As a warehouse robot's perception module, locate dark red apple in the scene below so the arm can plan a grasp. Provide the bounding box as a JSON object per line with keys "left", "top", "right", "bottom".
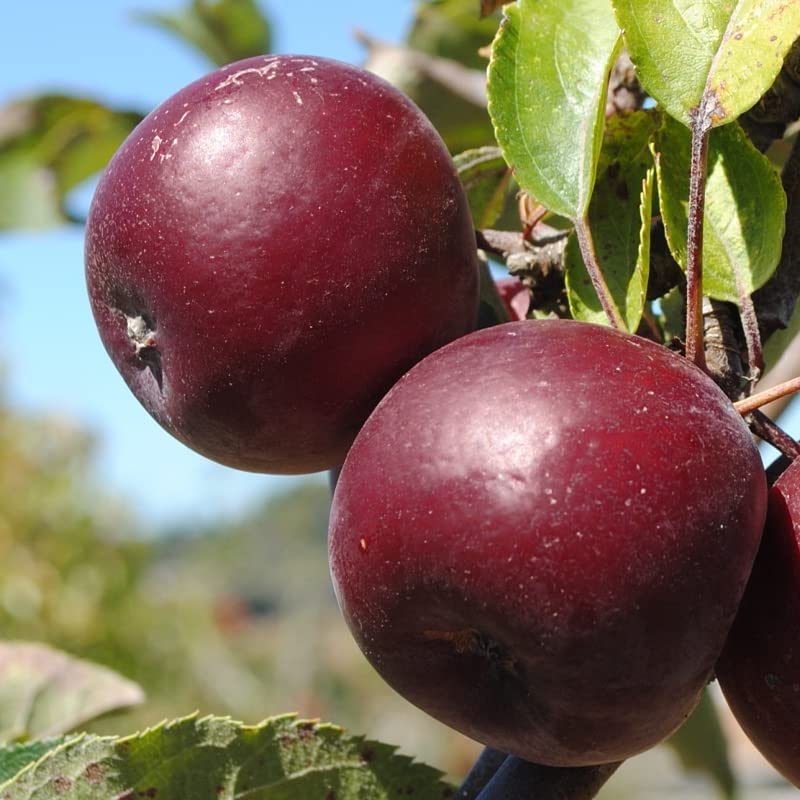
{"left": 329, "top": 319, "right": 766, "bottom": 766}
{"left": 85, "top": 55, "right": 478, "bottom": 474}
{"left": 717, "top": 458, "right": 800, "bottom": 787}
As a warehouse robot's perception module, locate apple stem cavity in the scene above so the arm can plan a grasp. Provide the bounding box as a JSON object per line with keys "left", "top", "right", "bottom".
{"left": 125, "top": 314, "right": 163, "bottom": 389}
{"left": 473, "top": 756, "right": 621, "bottom": 800}
{"left": 574, "top": 216, "right": 625, "bottom": 331}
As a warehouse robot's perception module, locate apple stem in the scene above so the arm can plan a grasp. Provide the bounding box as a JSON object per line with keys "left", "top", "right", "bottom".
{"left": 685, "top": 121, "right": 710, "bottom": 371}
{"left": 748, "top": 410, "right": 800, "bottom": 461}
{"left": 473, "top": 756, "right": 621, "bottom": 800}
{"left": 734, "top": 376, "right": 800, "bottom": 416}
{"left": 574, "top": 216, "right": 626, "bottom": 331}
{"left": 737, "top": 290, "right": 764, "bottom": 379}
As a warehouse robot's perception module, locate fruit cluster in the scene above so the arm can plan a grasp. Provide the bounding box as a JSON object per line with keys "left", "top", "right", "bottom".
{"left": 86, "top": 55, "right": 798, "bottom": 787}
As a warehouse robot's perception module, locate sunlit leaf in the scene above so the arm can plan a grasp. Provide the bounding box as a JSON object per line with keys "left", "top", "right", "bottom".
{"left": 487, "top": 0, "right": 622, "bottom": 219}
{"left": 613, "top": 0, "right": 800, "bottom": 129}
{"left": 565, "top": 110, "right": 658, "bottom": 329}
{"left": 655, "top": 116, "right": 786, "bottom": 303}
{"left": 134, "top": 0, "right": 272, "bottom": 67}
{"left": 0, "top": 642, "right": 144, "bottom": 741}
{"left": 0, "top": 715, "right": 453, "bottom": 799}
{"left": 0, "top": 740, "right": 69, "bottom": 784}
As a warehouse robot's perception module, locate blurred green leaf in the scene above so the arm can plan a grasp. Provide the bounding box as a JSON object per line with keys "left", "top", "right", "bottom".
{"left": 410, "top": 0, "right": 501, "bottom": 69}
{"left": 134, "top": 0, "right": 272, "bottom": 67}
{"left": 655, "top": 116, "right": 786, "bottom": 304}
{"left": 0, "top": 642, "right": 144, "bottom": 741}
{"left": 565, "top": 110, "right": 658, "bottom": 329}
{"left": 665, "top": 689, "right": 735, "bottom": 798}
{"left": 487, "top": 0, "right": 622, "bottom": 219}
{"left": 363, "top": 0, "right": 500, "bottom": 153}
{"left": 0, "top": 715, "right": 453, "bottom": 799}
{"left": 0, "top": 96, "right": 141, "bottom": 230}
{"left": 454, "top": 146, "right": 512, "bottom": 227}
{"left": 613, "top": 0, "right": 800, "bottom": 130}
{"left": 0, "top": 739, "right": 69, "bottom": 784}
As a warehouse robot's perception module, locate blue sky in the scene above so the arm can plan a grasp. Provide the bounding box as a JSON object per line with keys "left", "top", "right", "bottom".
{"left": 0, "top": 1, "right": 415, "bottom": 527}
{"left": 0, "top": 1, "right": 793, "bottom": 528}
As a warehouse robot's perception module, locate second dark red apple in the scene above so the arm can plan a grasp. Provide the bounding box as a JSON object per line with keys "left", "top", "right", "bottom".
{"left": 329, "top": 319, "right": 767, "bottom": 766}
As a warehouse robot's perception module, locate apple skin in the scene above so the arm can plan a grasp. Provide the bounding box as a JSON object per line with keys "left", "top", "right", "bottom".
{"left": 329, "top": 319, "right": 766, "bottom": 766}
{"left": 85, "top": 54, "right": 478, "bottom": 474}
{"left": 717, "top": 459, "right": 800, "bottom": 787}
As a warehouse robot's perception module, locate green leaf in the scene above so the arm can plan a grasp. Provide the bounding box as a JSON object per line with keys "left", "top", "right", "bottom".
{"left": 454, "top": 146, "right": 513, "bottom": 227}
{"left": 410, "top": 0, "right": 503, "bottom": 70}
{"left": 0, "top": 158, "right": 63, "bottom": 229}
{"left": 134, "top": 0, "right": 272, "bottom": 67}
{"left": 0, "top": 740, "right": 70, "bottom": 784}
{"left": 654, "top": 116, "right": 786, "bottom": 303}
{"left": 665, "top": 689, "right": 736, "bottom": 798}
{"left": 0, "top": 96, "right": 142, "bottom": 230}
{"left": 487, "top": 0, "right": 622, "bottom": 219}
{"left": 0, "top": 715, "right": 454, "bottom": 799}
{"left": 613, "top": 0, "right": 800, "bottom": 129}
{"left": 0, "top": 642, "right": 144, "bottom": 741}
{"left": 363, "top": 1, "right": 499, "bottom": 154}
{"left": 565, "top": 111, "right": 658, "bottom": 329}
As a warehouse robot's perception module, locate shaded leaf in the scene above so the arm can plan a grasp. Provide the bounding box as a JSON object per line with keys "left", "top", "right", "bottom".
{"left": 656, "top": 285, "right": 685, "bottom": 342}
{"left": 0, "top": 642, "right": 144, "bottom": 741}
{"left": 454, "top": 146, "right": 513, "bottom": 226}
{"left": 134, "top": 0, "right": 271, "bottom": 67}
{"left": 665, "top": 689, "right": 735, "bottom": 798}
{"left": 0, "top": 740, "right": 69, "bottom": 784}
{"left": 0, "top": 95, "right": 141, "bottom": 230}
{"left": 654, "top": 116, "right": 785, "bottom": 303}
{"left": 487, "top": 0, "right": 622, "bottom": 219}
{"left": 613, "top": 0, "right": 800, "bottom": 130}
{"left": 565, "top": 110, "right": 658, "bottom": 329}
{"left": 0, "top": 715, "right": 454, "bottom": 799}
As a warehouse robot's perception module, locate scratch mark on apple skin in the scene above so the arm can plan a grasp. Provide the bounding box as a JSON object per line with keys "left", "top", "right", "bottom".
{"left": 150, "top": 135, "right": 162, "bottom": 161}
{"left": 215, "top": 58, "right": 280, "bottom": 90}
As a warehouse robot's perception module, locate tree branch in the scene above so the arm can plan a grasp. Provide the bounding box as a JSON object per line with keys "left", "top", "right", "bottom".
{"left": 474, "top": 756, "right": 621, "bottom": 800}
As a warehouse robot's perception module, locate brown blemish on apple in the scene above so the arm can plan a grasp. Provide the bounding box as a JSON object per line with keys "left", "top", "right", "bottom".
{"left": 422, "top": 629, "right": 518, "bottom": 678}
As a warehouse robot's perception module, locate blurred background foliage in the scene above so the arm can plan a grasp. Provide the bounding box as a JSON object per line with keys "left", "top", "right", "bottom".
{"left": 0, "top": 0, "right": 795, "bottom": 797}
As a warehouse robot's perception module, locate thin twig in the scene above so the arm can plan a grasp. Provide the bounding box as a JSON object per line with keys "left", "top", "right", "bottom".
{"left": 748, "top": 410, "right": 800, "bottom": 460}
{"left": 685, "top": 121, "right": 710, "bottom": 370}
{"left": 456, "top": 748, "right": 508, "bottom": 799}
{"left": 474, "top": 757, "right": 621, "bottom": 800}
{"left": 737, "top": 291, "right": 764, "bottom": 379}
{"left": 734, "top": 376, "right": 800, "bottom": 415}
